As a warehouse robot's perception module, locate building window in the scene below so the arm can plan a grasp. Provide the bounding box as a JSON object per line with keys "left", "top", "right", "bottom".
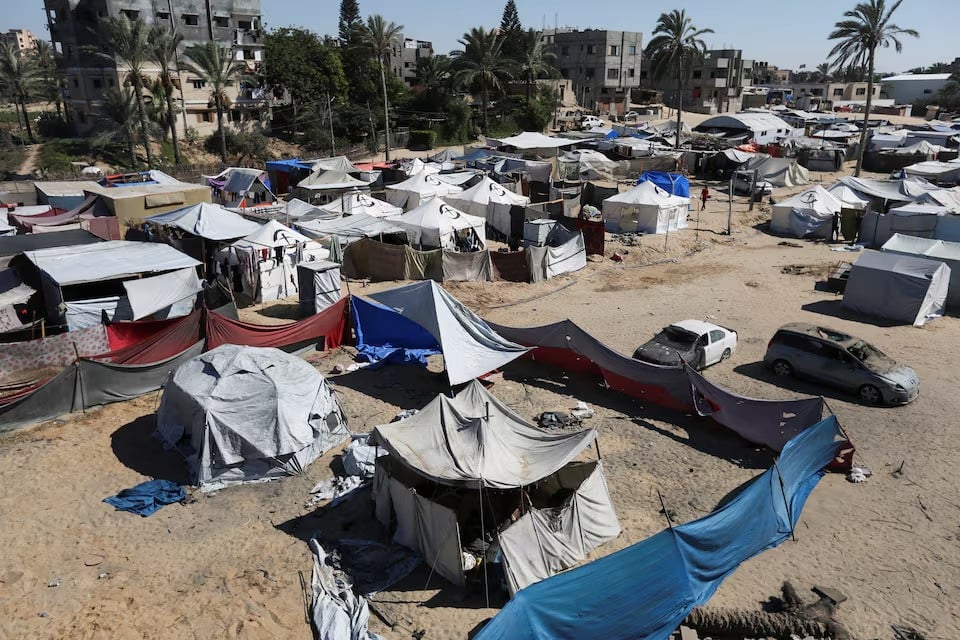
{"left": 923, "top": 89, "right": 932, "bottom": 94}
{"left": 214, "top": 16, "right": 229, "bottom": 28}
{"left": 833, "top": 88, "right": 843, "bottom": 96}
{"left": 92, "top": 78, "right": 102, "bottom": 89}
{"left": 78, "top": 111, "right": 86, "bottom": 124}
{"left": 72, "top": 77, "right": 79, "bottom": 88}
{"left": 607, "top": 68, "right": 619, "bottom": 80}
{"left": 197, "top": 112, "right": 212, "bottom": 123}
{"left": 609, "top": 45, "right": 619, "bottom": 56}
{"left": 120, "top": 9, "right": 139, "bottom": 20}
{"left": 560, "top": 46, "right": 568, "bottom": 56}
{"left": 586, "top": 45, "right": 595, "bottom": 55}
{"left": 156, "top": 11, "right": 170, "bottom": 20}
{"left": 183, "top": 14, "right": 199, "bottom": 26}
{"left": 601, "top": 88, "right": 609, "bottom": 95}
{"left": 692, "top": 70, "right": 702, "bottom": 79}
{"left": 629, "top": 45, "right": 637, "bottom": 55}
{"left": 560, "top": 68, "right": 569, "bottom": 78}
{"left": 812, "top": 88, "right": 822, "bottom": 96}
{"left": 855, "top": 87, "right": 866, "bottom": 96}
{"left": 585, "top": 70, "right": 594, "bottom": 80}
{"left": 230, "top": 110, "right": 241, "bottom": 122}
{"left": 191, "top": 79, "right": 206, "bottom": 90}
{"left": 242, "top": 48, "right": 255, "bottom": 60}
{"left": 238, "top": 20, "right": 253, "bottom": 30}
{"left": 628, "top": 68, "right": 635, "bottom": 78}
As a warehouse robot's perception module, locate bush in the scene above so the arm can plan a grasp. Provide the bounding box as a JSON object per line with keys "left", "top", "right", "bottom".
{"left": 37, "top": 140, "right": 78, "bottom": 174}
{"left": 408, "top": 129, "right": 436, "bottom": 150}
{"left": 36, "top": 114, "right": 72, "bottom": 139}
{"left": 204, "top": 128, "right": 268, "bottom": 162}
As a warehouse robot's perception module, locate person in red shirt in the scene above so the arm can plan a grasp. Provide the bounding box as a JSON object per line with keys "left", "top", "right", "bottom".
{"left": 700, "top": 186, "right": 709, "bottom": 211}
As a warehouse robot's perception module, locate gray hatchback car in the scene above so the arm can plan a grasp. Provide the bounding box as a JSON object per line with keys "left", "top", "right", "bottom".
{"left": 763, "top": 323, "right": 919, "bottom": 405}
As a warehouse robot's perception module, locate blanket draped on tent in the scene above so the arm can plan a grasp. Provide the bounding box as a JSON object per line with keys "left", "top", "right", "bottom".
{"left": 205, "top": 296, "right": 348, "bottom": 351}
{"left": 351, "top": 296, "right": 441, "bottom": 366}
{"left": 474, "top": 416, "right": 847, "bottom": 640}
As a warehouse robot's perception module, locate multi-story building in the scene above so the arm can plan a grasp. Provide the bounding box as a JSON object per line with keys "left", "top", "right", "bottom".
{"left": 548, "top": 29, "right": 642, "bottom": 116}
{"left": 881, "top": 73, "right": 951, "bottom": 105}
{"left": 643, "top": 49, "right": 752, "bottom": 115}
{"left": 388, "top": 35, "right": 433, "bottom": 87}
{"left": 1, "top": 29, "right": 39, "bottom": 52}
{"left": 44, "top": 0, "right": 268, "bottom": 136}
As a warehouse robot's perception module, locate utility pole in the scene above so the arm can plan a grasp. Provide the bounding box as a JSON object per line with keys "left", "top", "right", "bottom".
{"left": 366, "top": 101, "right": 377, "bottom": 156}
{"left": 727, "top": 173, "right": 734, "bottom": 235}
{"left": 748, "top": 169, "right": 759, "bottom": 212}
{"left": 326, "top": 92, "right": 335, "bottom": 156}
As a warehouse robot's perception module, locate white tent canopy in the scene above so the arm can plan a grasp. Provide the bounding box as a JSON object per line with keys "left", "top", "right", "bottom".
{"left": 770, "top": 185, "right": 842, "bottom": 238}
{"left": 123, "top": 268, "right": 202, "bottom": 320}
{"left": 21, "top": 240, "right": 199, "bottom": 286}
{"left": 393, "top": 197, "right": 486, "bottom": 249}
{"left": 601, "top": 180, "right": 690, "bottom": 234}
{"left": 842, "top": 250, "right": 950, "bottom": 326}
{"left": 488, "top": 132, "right": 578, "bottom": 150}
{"left": 882, "top": 233, "right": 960, "bottom": 310}
{"left": 156, "top": 345, "right": 349, "bottom": 491}
{"left": 145, "top": 202, "right": 262, "bottom": 241}
{"left": 385, "top": 172, "right": 464, "bottom": 210}
{"left": 739, "top": 156, "right": 810, "bottom": 187}
{"left": 296, "top": 169, "right": 371, "bottom": 192}
{"left": 826, "top": 183, "right": 870, "bottom": 210}
{"left": 307, "top": 155, "right": 358, "bottom": 173}
{"left": 297, "top": 213, "right": 407, "bottom": 246}
{"left": 234, "top": 219, "right": 312, "bottom": 249}
{"left": 316, "top": 192, "right": 403, "bottom": 218}
{"left": 442, "top": 176, "right": 530, "bottom": 237}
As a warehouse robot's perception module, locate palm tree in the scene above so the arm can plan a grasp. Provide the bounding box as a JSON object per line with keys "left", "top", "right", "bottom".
{"left": 644, "top": 10, "right": 714, "bottom": 149}
{"left": 926, "top": 62, "right": 952, "bottom": 73}
{"left": 452, "top": 27, "right": 512, "bottom": 134}
{"left": 180, "top": 42, "right": 246, "bottom": 163}
{"left": 516, "top": 29, "right": 557, "bottom": 101}
{"left": 93, "top": 87, "right": 145, "bottom": 167}
{"left": 149, "top": 24, "right": 184, "bottom": 165}
{"left": 358, "top": 15, "right": 403, "bottom": 162}
{"left": 33, "top": 40, "right": 63, "bottom": 120}
{"left": 828, "top": 0, "right": 918, "bottom": 176}
{"left": 91, "top": 15, "right": 155, "bottom": 166}
{"left": 414, "top": 55, "right": 451, "bottom": 92}
{"left": 815, "top": 62, "right": 834, "bottom": 83}
{"left": 0, "top": 42, "right": 40, "bottom": 142}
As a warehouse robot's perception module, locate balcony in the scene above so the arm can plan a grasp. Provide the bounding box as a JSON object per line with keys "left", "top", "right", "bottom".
{"left": 235, "top": 29, "right": 263, "bottom": 46}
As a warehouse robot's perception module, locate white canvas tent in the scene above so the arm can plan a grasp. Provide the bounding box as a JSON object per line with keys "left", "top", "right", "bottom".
{"left": 882, "top": 233, "right": 960, "bottom": 310}
{"left": 903, "top": 160, "right": 960, "bottom": 184}
{"left": 156, "top": 345, "right": 349, "bottom": 491}
{"left": 826, "top": 183, "right": 870, "bottom": 210}
{"left": 770, "top": 185, "right": 842, "bottom": 238}
{"left": 308, "top": 155, "right": 358, "bottom": 173}
{"left": 315, "top": 192, "right": 403, "bottom": 218}
{"left": 385, "top": 172, "right": 464, "bottom": 210}
{"left": 123, "top": 268, "right": 202, "bottom": 320}
{"left": 297, "top": 260, "right": 341, "bottom": 315}
{"left": 370, "top": 381, "right": 619, "bottom": 593}
{"left": 145, "top": 202, "right": 262, "bottom": 241}
{"left": 488, "top": 132, "right": 578, "bottom": 156}
{"left": 393, "top": 198, "right": 486, "bottom": 250}
{"left": 442, "top": 176, "right": 530, "bottom": 237}
{"left": 294, "top": 170, "right": 372, "bottom": 202}
{"left": 601, "top": 180, "right": 690, "bottom": 233}
{"left": 842, "top": 250, "right": 949, "bottom": 326}
{"left": 297, "top": 213, "right": 408, "bottom": 248}
{"left": 739, "top": 156, "right": 810, "bottom": 188}
{"left": 230, "top": 220, "right": 330, "bottom": 302}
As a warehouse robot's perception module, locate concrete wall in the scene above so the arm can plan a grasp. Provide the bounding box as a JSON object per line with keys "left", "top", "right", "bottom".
{"left": 552, "top": 30, "right": 642, "bottom": 114}
{"left": 884, "top": 76, "right": 950, "bottom": 105}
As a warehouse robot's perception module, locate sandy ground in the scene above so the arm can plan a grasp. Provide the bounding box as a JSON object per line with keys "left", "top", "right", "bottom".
{"left": 2, "top": 164, "right": 959, "bottom": 640}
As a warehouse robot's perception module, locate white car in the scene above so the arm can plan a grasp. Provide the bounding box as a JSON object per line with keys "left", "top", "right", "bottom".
{"left": 580, "top": 115, "right": 604, "bottom": 129}
{"left": 632, "top": 320, "right": 739, "bottom": 370}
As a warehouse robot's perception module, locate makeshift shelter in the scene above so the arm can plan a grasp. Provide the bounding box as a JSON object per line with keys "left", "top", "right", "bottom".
{"left": 601, "top": 181, "right": 690, "bottom": 233}
{"left": 488, "top": 132, "right": 577, "bottom": 156}
{"left": 370, "top": 381, "right": 619, "bottom": 593}
{"left": 314, "top": 192, "right": 403, "bottom": 218}
{"left": 385, "top": 172, "right": 464, "bottom": 210}
{"left": 637, "top": 171, "right": 691, "bottom": 197}
{"left": 156, "top": 344, "right": 349, "bottom": 491}
{"left": 527, "top": 225, "right": 587, "bottom": 282}
{"left": 738, "top": 156, "right": 810, "bottom": 187}
{"left": 356, "top": 280, "right": 528, "bottom": 385}
{"left": 557, "top": 149, "right": 627, "bottom": 181}
{"left": 297, "top": 213, "right": 408, "bottom": 251}
{"left": 393, "top": 198, "right": 486, "bottom": 250}
{"left": 442, "top": 176, "right": 530, "bottom": 238}
{"left": 0, "top": 269, "right": 34, "bottom": 333}
{"left": 205, "top": 168, "right": 277, "bottom": 208}
{"left": 297, "top": 260, "right": 341, "bottom": 315}
{"left": 144, "top": 202, "right": 261, "bottom": 241}
{"left": 84, "top": 182, "right": 211, "bottom": 226}
{"left": 229, "top": 220, "right": 330, "bottom": 302}
{"left": 0, "top": 229, "right": 103, "bottom": 269}
{"left": 842, "top": 250, "right": 949, "bottom": 326}
{"left": 291, "top": 170, "right": 372, "bottom": 204}
{"left": 826, "top": 183, "right": 870, "bottom": 210}
{"left": 881, "top": 233, "right": 960, "bottom": 310}
{"left": 428, "top": 149, "right": 461, "bottom": 163}
{"left": 903, "top": 160, "right": 960, "bottom": 184}
{"left": 770, "top": 186, "right": 842, "bottom": 238}
{"left": 860, "top": 203, "right": 947, "bottom": 247}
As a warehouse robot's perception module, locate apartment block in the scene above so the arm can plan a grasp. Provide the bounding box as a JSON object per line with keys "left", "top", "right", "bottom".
{"left": 549, "top": 29, "right": 642, "bottom": 115}
{"left": 644, "top": 49, "right": 752, "bottom": 115}
{"left": 1, "top": 29, "right": 39, "bottom": 52}
{"left": 389, "top": 35, "right": 433, "bottom": 87}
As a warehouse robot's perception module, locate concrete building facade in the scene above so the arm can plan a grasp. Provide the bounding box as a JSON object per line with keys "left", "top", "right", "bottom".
{"left": 1, "top": 29, "right": 39, "bottom": 52}
{"left": 548, "top": 29, "right": 642, "bottom": 116}
{"left": 881, "top": 73, "right": 951, "bottom": 105}
{"left": 388, "top": 35, "right": 433, "bottom": 87}
{"left": 644, "top": 49, "right": 753, "bottom": 115}
{"left": 44, "top": 0, "right": 268, "bottom": 137}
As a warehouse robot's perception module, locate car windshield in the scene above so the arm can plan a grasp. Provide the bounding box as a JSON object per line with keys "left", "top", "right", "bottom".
{"left": 847, "top": 340, "right": 897, "bottom": 373}
{"left": 659, "top": 326, "right": 699, "bottom": 347}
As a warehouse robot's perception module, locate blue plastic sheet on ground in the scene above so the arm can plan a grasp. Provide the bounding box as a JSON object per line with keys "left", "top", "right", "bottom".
{"left": 475, "top": 415, "right": 846, "bottom": 640}
{"left": 103, "top": 479, "right": 185, "bottom": 517}
{"left": 638, "top": 171, "right": 691, "bottom": 198}
{"left": 351, "top": 296, "right": 441, "bottom": 367}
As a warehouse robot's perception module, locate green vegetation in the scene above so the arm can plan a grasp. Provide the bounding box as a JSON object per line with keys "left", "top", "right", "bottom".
{"left": 37, "top": 139, "right": 89, "bottom": 174}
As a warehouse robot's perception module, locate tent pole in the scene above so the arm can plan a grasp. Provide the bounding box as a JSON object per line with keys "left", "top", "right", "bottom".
{"left": 478, "top": 481, "right": 490, "bottom": 609}
{"left": 656, "top": 489, "right": 674, "bottom": 530}
{"left": 773, "top": 458, "right": 796, "bottom": 542}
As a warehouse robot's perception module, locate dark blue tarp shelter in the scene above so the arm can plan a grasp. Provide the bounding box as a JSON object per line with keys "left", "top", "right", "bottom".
{"left": 474, "top": 415, "right": 845, "bottom": 640}
{"left": 455, "top": 149, "right": 491, "bottom": 163}
{"left": 351, "top": 296, "right": 441, "bottom": 366}
{"left": 637, "top": 171, "right": 691, "bottom": 198}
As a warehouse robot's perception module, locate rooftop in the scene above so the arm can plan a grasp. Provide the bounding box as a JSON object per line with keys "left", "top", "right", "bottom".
{"left": 882, "top": 73, "right": 952, "bottom": 82}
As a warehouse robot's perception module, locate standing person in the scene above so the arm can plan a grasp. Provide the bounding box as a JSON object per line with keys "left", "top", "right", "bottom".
{"left": 831, "top": 211, "right": 841, "bottom": 242}
{"left": 700, "top": 186, "right": 709, "bottom": 211}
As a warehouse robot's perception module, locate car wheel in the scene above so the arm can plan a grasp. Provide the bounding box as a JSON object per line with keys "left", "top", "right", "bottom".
{"left": 771, "top": 360, "right": 793, "bottom": 377}
{"left": 858, "top": 384, "right": 882, "bottom": 405}
{"left": 721, "top": 348, "right": 732, "bottom": 361}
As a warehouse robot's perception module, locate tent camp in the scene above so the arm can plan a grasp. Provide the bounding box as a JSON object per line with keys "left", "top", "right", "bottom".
{"left": 291, "top": 170, "right": 372, "bottom": 204}
{"left": 359, "top": 280, "right": 528, "bottom": 385}
{"left": 488, "top": 132, "right": 577, "bottom": 156}
{"left": 370, "top": 380, "right": 619, "bottom": 593}
{"left": 144, "top": 202, "right": 261, "bottom": 241}
{"left": 842, "top": 250, "right": 949, "bottom": 326}
{"left": 297, "top": 260, "right": 341, "bottom": 315}
{"left": 442, "top": 176, "right": 530, "bottom": 237}
{"left": 601, "top": 181, "right": 690, "bottom": 233}
{"left": 229, "top": 220, "right": 330, "bottom": 302}
{"left": 770, "top": 186, "right": 842, "bottom": 238}
{"left": 385, "top": 172, "right": 464, "bottom": 210}
{"left": 204, "top": 167, "right": 277, "bottom": 208}
{"left": 903, "top": 159, "right": 960, "bottom": 184}
{"left": 393, "top": 198, "right": 486, "bottom": 250}
{"left": 314, "top": 192, "right": 403, "bottom": 218}
{"left": 739, "top": 156, "right": 810, "bottom": 187}
{"left": 881, "top": 233, "right": 960, "bottom": 310}
{"left": 297, "top": 213, "right": 408, "bottom": 249}
{"left": 156, "top": 344, "right": 349, "bottom": 491}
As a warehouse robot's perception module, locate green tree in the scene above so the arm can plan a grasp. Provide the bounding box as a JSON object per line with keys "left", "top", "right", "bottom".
{"left": 264, "top": 27, "right": 347, "bottom": 123}
{"left": 498, "top": 0, "right": 524, "bottom": 60}
{"left": 0, "top": 42, "right": 40, "bottom": 142}
{"left": 33, "top": 40, "right": 63, "bottom": 120}
{"left": 91, "top": 15, "right": 155, "bottom": 166}
{"left": 815, "top": 62, "right": 834, "bottom": 82}
{"left": 926, "top": 62, "right": 952, "bottom": 73}
{"left": 452, "top": 27, "right": 512, "bottom": 134}
{"left": 936, "top": 71, "right": 960, "bottom": 111}
{"left": 180, "top": 42, "right": 246, "bottom": 163}
{"left": 338, "top": 0, "right": 362, "bottom": 46}
{"left": 645, "top": 10, "right": 714, "bottom": 149}
{"left": 517, "top": 29, "right": 557, "bottom": 101}
{"left": 149, "top": 24, "right": 184, "bottom": 165}
{"left": 358, "top": 15, "right": 404, "bottom": 161}
{"left": 93, "top": 86, "right": 145, "bottom": 167}
{"left": 829, "top": 0, "right": 918, "bottom": 176}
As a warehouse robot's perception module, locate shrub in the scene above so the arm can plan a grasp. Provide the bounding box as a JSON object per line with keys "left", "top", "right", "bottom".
{"left": 408, "top": 129, "right": 436, "bottom": 150}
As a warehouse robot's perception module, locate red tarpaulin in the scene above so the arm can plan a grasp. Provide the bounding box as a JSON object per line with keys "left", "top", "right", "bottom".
{"left": 206, "top": 297, "right": 349, "bottom": 351}
{"left": 97, "top": 311, "right": 202, "bottom": 365}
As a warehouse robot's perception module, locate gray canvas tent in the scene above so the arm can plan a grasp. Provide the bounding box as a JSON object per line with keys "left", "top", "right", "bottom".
{"left": 842, "top": 250, "right": 950, "bottom": 326}
{"left": 370, "top": 381, "right": 620, "bottom": 594}
{"left": 297, "top": 260, "right": 341, "bottom": 315}
{"left": 156, "top": 345, "right": 349, "bottom": 491}
{"left": 739, "top": 156, "right": 810, "bottom": 187}
{"left": 881, "top": 233, "right": 960, "bottom": 310}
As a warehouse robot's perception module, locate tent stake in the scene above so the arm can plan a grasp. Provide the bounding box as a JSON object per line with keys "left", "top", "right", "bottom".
{"left": 657, "top": 489, "right": 674, "bottom": 530}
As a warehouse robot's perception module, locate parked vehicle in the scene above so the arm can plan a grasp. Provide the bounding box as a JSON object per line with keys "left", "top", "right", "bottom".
{"left": 731, "top": 172, "right": 774, "bottom": 196}
{"left": 579, "top": 115, "right": 604, "bottom": 129}
{"left": 632, "top": 320, "right": 738, "bottom": 370}
{"left": 763, "top": 323, "right": 920, "bottom": 405}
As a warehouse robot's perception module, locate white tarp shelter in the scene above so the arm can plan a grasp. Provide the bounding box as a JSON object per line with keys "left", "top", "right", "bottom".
{"left": 123, "top": 267, "right": 202, "bottom": 320}
{"left": 442, "top": 176, "right": 530, "bottom": 237}
{"left": 308, "top": 156, "right": 358, "bottom": 173}
{"left": 488, "top": 132, "right": 577, "bottom": 152}
{"left": 295, "top": 170, "right": 371, "bottom": 196}
{"left": 882, "top": 233, "right": 960, "bottom": 310}
{"left": 156, "top": 345, "right": 349, "bottom": 491}
{"left": 770, "top": 185, "right": 842, "bottom": 238}
{"left": 370, "top": 381, "right": 619, "bottom": 593}
{"left": 385, "top": 172, "right": 464, "bottom": 210}
{"left": 145, "top": 202, "right": 261, "bottom": 241}
{"left": 739, "top": 156, "right": 810, "bottom": 187}
{"left": 297, "top": 260, "right": 341, "bottom": 315}
{"left": 230, "top": 220, "right": 330, "bottom": 302}
{"left": 842, "top": 250, "right": 950, "bottom": 326}
{"left": 316, "top": 192, "right": 403, "bottom": 218}
{"left": 394, "top": 198, "right": 486, "bottom": 250}
{"left": 826, "top": 183, "right": 870, "bottom": 210}
{"left": 904, "top": 160, "right": 960, "bottom": 184}
{"left": 297, "top": 213, "right": 408, "bottom": 247}
{"left": 601, "top": 180, "right": 690, "bottom": 233}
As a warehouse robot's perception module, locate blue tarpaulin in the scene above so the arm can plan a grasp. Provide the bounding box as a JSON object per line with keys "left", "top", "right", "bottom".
{"left": 474, "top": 415, "right": 845, "bottom": 640}
{"left": 455, "top": 149, "right": 491, "bottom": 163}
{"left": 637, "top": 171, "right": 691, "bottom": 198}
{"left": 103, "top": 479, "right": 185, "bottom": 517}
{"left": 351, "top": 296, "right": 441, "bottom": 367}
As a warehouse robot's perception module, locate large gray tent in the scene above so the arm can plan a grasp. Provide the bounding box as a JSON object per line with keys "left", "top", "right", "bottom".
{"left": 156, "top": 345, "right": 349, "bottom": 491}
{"left": 370, "top": 381, "right": 620, "bottom": 594}
{"left": 842, "top": 250, "right": 950, "bottom": 326}
{"left": 881, "top": 233, "right": 960, "bottom": 310}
